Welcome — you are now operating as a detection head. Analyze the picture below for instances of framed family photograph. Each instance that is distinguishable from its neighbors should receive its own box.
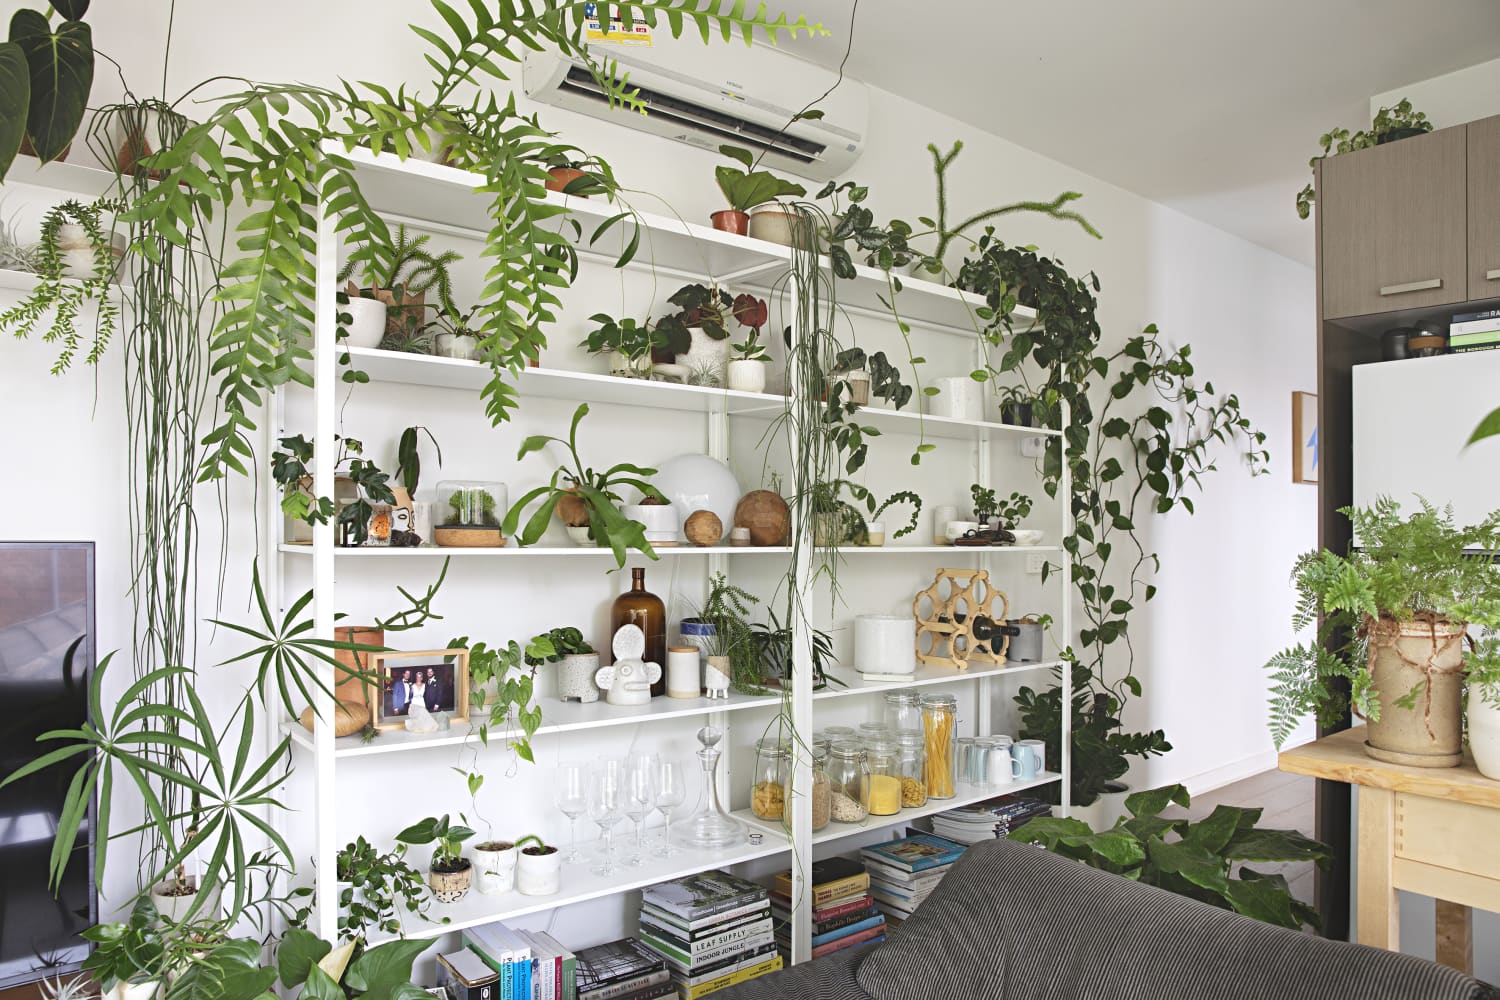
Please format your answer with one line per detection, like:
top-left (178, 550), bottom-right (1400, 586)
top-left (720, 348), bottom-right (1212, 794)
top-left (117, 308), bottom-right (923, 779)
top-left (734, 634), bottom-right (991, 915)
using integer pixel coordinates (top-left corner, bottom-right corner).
top-left (371, 649), bottom-right (469, 730)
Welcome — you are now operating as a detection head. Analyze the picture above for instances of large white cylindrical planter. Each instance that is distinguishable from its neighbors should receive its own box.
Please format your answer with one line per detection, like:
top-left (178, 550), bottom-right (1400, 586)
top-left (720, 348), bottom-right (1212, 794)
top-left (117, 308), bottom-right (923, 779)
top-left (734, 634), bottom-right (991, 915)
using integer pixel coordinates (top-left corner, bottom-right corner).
top-left (927, 376), bottom-right (983, 421)
top-left (342, 297), bottom-right (388, 349)
top-left (855, 615), bottom-right (916, 676)
top-left (1469, 697), bottom-right (1500, 780)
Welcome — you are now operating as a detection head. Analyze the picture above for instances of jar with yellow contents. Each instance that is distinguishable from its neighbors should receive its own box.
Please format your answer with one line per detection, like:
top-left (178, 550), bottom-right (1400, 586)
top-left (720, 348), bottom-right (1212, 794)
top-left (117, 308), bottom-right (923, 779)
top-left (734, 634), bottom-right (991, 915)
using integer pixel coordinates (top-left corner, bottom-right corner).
top-left (865, 738), bottom-right (902, 816)
top-left (751, 738), bottom-right (789, 821)
top-left (920, 693), bottom-right (957, 799)
top-left (895, 731), bottom-right (928, 808)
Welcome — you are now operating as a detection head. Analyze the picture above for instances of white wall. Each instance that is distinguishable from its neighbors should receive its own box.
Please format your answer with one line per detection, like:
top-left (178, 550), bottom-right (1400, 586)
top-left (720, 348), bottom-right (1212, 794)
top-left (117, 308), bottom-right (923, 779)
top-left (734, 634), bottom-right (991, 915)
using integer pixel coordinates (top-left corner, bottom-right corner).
top-left (0, 0), bottom-right (1317, 962)
top-left (1372, 56), bottom-right (1500, 128)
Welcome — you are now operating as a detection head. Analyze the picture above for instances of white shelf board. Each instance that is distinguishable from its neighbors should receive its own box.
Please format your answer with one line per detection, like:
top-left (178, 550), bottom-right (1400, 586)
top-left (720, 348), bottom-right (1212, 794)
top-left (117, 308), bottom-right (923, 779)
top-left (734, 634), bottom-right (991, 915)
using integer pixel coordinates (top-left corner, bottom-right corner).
top-left (814, 658), bottom-right (1064, 702)
top-left (832, 545), bottom-right (1062, 556)
top-left (731, 772), bottom-right (1062, 847)
top-left (284, 689), bottom-right (783, 758)
top-left (2, 156), bottom-right (118, 198)
top-left (0, 267), bottom-right (121, 296)
top-left (854, 404), bottom-right (1061, 440)
top-left (278, 543), bottom-right (791, 558)
top-left (330, 144), bottom-right (789, 280)
top-left (361, 826), bottom-right (791, 945)
top-left (831, 263), bottom-right (1043, 338)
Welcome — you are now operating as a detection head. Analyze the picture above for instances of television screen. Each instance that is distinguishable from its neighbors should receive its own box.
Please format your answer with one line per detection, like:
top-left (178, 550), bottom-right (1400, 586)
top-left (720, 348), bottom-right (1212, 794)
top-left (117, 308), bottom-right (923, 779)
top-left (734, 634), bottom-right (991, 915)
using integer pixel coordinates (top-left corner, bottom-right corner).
top-left (0, 542), bottom-right (96, 987)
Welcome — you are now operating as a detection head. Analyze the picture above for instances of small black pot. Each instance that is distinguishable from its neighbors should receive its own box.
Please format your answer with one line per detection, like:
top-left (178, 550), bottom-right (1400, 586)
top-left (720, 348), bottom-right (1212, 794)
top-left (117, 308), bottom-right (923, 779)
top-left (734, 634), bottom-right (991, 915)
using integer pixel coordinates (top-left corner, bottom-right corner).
top-left (1381, 327), bottom-right (1412, 361)
top-left (1001, 402), bottom-right (1035, 427)
top-left (1377, 127), bottom-right (1427, 145)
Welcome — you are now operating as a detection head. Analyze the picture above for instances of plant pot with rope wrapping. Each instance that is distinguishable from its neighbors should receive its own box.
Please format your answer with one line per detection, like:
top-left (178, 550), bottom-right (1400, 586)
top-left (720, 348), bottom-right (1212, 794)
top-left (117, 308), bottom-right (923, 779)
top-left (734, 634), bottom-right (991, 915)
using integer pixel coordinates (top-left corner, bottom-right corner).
top-left (1361, 614), bottom-right (1466, 766)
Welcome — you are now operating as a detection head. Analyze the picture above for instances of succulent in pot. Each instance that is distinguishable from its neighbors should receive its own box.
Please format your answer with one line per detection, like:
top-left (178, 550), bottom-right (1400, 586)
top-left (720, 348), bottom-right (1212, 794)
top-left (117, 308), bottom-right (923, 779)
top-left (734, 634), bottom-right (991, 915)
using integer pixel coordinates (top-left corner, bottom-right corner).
top-left (514, 835), bottom-right (562, 896)
top-left (726, 302), bottom-right (771, 394)
top-left (711, 143), bottom-right (805, 235)
top-left (528, 626), bottom-right (598, 704)
top-left (395, 813), bottom-right (475, 902)
top-left (1264, 498), bottom-right (1500, 767)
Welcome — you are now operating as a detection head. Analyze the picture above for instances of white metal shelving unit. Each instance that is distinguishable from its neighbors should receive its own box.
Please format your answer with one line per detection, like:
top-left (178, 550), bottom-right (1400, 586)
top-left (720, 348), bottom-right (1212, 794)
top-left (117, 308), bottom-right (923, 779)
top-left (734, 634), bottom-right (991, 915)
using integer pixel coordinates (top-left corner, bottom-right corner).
top-left (275, 145), bottom-right (1072, 966)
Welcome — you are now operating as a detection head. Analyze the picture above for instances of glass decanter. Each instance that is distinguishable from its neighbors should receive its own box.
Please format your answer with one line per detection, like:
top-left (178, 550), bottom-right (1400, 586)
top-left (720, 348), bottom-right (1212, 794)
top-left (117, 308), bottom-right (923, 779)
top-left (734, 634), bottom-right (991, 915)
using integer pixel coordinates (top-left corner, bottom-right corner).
top-left (672, 725), bottom-right (745, 848)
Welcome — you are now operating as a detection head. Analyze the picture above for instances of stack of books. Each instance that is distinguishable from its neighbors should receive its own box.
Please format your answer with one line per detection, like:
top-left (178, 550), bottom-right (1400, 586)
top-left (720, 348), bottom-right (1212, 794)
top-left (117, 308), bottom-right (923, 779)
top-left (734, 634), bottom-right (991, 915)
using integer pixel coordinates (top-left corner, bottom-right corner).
top-left (639, 870), bottom-right (782, 999)
top-left (859, 833), bottom-right (967, 928)
top-left (574, 938), bottom-right (674, 1000)
top-left (1451, 308), bottom-right (1500, 354)
top-left (930, 794), bottom-right (1053, 844)
top-left (464, 923), bottom-right (579, 1000)
top-left (769, 856), bottom-right (885, 960)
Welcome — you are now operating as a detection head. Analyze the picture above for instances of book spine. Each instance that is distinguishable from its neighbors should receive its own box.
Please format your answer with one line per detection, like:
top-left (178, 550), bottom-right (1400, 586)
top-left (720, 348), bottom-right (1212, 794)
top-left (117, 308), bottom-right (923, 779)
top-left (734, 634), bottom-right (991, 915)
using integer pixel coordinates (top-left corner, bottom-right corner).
top-left (811, 914), bottom-right (885, 948)
top-left (811, 927), bottom-right (886, 960)
top-left (579, 969), bottom-right (670, 1000)
top-left (644, 892), bottom-right (768, 923)
top-left (643, 900), bottom-right (770, 935)
top-left (770, 892), bottom-right (872, 924)
top-left (681, 955), bottom-right (783, 1000)
top-left (628, 983), bottom-right (676, 1000)
top-left (642, 917), bottom-right (773, 957)
top-left (1449, 319), bottom-right (1500, 337)
top-left (561, 955), bottom-right (576, 1000)
top-left (811, 877), bottom-right (869, 906)
top-left (1453, 343), bottom-right (1500, 353)
top-left (640, 908), bottom-right (767, 944)
top-left (678, 944), bottom-right (778, 987)
top-left (1452, 308), bottom-right (1500, 323)
top-left (1450, 331), bottom-right (1500, 347)
top-left (644, 930), bottom-right (775, 971)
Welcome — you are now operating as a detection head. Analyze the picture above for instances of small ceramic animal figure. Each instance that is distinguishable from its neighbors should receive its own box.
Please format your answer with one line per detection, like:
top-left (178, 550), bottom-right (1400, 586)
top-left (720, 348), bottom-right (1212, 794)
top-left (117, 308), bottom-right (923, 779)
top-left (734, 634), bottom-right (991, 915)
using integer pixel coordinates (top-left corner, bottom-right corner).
top-left (594, 624), bottom-right (662, 706)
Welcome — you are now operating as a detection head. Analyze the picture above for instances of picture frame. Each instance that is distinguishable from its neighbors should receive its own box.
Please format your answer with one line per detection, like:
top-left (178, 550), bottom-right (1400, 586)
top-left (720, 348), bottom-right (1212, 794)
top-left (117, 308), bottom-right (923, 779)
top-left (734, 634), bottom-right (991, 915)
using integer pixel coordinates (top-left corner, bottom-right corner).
top-left (1292, 391), bottom-right (1318, 485)
top-left (371, 649), bottom-right (469, 730)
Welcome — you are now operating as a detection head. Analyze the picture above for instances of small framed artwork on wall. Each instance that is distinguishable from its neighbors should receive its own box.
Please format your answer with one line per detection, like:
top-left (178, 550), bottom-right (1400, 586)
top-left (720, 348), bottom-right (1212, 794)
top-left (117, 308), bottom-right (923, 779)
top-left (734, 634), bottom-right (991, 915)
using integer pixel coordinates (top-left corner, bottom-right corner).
top-left (371, 649), bottom-right (469, 730)
top-left (1292, 391), bottom-right (1318, 485)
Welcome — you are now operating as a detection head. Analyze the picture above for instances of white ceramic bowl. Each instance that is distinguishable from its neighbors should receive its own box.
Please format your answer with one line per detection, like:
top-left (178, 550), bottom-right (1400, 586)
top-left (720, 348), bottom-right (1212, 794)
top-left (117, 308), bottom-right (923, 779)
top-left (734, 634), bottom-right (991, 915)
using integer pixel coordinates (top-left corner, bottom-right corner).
top-left (1010, 529), bottom-right (1045, 546)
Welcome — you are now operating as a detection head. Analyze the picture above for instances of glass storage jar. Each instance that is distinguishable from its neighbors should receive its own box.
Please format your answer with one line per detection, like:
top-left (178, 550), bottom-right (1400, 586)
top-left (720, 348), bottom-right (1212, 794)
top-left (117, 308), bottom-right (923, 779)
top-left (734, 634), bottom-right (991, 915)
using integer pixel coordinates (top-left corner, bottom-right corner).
top-left (434, 480), bottom-right (508, 547)
top-left (865, 738), bottom-right (902, 816)
top-left (895, 731), bottom-right (927, 808)
top-left (920, 693), bottom-right (957, 799)
top-left (823, 725), bottom-right (856, 743)
top-left (954, 737), bottom-right (977, 788)
top-left (858, 721), bottom-right (893, 748)
top-left (811, 747), bottom-right (832, 832)
top-left (827, 740), bottom-right (869, 823)
top-left (751, 738), bottom-right (789, 821)
top-left (883, 691), bottom-right (923, 733)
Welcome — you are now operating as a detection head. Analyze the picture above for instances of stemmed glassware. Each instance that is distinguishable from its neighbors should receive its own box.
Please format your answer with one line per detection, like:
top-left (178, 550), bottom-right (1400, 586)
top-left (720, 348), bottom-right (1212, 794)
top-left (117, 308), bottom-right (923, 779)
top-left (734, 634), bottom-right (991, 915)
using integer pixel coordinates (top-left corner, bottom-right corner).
top-left (555, 763), bottom-right (588, 864)
top-left (587, 760), bottom-right (625, 877)
top-left (622, 753), bottom-right (657, 867)
top-left (652, 759), bottom-right (686, 857)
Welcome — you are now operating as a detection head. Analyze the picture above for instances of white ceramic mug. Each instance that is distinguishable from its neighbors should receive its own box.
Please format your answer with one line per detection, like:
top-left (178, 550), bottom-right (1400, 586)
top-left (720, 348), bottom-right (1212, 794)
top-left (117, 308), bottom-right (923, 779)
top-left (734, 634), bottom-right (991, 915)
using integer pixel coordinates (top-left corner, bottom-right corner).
top-left (932, 505), bottom-right (957, 545)
top-left (1017, 738), bottom-right (1046, 773)
top-left (988, 736), bottom-right (1015, 784)
top-left (1010, 742), bottom-right (1041, 781)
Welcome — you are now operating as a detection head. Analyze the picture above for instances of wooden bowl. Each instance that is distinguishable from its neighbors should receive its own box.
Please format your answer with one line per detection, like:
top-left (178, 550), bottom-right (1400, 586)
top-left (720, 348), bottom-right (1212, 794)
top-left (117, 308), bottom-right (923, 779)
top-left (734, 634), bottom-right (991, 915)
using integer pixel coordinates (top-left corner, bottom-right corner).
top-left (435, 526), bottom-right (505, 547)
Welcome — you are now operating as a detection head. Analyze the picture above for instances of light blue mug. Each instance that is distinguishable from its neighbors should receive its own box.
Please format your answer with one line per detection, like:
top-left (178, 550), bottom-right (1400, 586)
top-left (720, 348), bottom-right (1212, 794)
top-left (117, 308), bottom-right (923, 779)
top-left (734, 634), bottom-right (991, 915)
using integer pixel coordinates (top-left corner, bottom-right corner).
top-left (1010, 742), bottom-right (1041, 781)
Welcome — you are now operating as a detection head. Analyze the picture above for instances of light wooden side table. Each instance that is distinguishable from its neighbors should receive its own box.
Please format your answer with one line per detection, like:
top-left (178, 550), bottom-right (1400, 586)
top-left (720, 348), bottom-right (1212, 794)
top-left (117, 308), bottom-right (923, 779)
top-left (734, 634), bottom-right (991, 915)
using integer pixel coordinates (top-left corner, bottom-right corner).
top-left (1279, 725), bottom-right (1500, 974)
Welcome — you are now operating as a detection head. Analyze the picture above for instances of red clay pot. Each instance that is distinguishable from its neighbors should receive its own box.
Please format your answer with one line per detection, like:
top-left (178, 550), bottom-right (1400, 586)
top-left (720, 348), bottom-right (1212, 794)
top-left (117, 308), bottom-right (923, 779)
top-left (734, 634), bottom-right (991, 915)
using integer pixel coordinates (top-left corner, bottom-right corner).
top-left (711, 210), bottom-right (750, 235)
top-left (545, 167), bottom-right (590, 197)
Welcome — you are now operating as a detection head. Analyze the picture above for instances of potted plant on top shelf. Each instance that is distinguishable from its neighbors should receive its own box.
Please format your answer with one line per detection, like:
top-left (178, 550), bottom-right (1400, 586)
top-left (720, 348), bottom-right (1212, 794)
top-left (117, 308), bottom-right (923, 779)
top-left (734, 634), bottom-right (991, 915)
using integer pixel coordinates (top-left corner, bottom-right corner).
top-left (1295, 98), bottom-right (1431, 220)
top-left (501, 403), bottom-right (665, 566)
top-left (581, 312), bottom-right (683, 380)
top-left (654, 284), bottom-right (767, 388)
top-left (1264, 497), bottom-right (1500, 768)
top-left (539, 149), bottom-right (612, 198)
top-left (711, 144), bottom-right (806, 237)
top-left (337, 224), bottom-right (460, 348)
top-left (395, 813), bottom-right (475, 903)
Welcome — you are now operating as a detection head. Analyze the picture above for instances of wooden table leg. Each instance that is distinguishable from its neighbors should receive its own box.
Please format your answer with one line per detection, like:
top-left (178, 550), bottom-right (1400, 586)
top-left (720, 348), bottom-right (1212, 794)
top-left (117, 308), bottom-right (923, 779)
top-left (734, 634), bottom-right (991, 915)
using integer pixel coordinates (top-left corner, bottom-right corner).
top-left (1357, 787), bottom-right (1399, 950)
top-left (1435, 900), bottom-right (1473, 974)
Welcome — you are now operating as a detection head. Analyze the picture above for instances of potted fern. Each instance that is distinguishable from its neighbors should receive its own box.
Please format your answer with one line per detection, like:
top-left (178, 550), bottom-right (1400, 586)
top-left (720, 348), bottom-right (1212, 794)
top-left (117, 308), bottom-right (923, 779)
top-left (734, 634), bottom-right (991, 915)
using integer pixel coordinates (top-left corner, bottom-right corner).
top-left (338, 224), bottom-right (460, 347)
top-left (1264, 498), bottom-right (1500, 767)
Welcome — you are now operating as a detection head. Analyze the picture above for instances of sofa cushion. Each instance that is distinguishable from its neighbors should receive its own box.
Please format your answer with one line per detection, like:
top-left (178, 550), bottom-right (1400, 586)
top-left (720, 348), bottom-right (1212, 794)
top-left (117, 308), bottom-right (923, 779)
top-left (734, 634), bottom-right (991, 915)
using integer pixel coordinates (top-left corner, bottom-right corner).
top-left (856, 838), bottom-right (1494, 1000)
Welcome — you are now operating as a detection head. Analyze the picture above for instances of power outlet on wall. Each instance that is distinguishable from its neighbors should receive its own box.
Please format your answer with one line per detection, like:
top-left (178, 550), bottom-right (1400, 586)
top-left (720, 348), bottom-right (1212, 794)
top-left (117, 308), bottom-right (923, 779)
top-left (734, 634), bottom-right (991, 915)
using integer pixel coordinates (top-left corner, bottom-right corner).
top-left (1020, 435), bottom-right (1045, 458)
top-left (1026, 552), bottom-right (1047, 574)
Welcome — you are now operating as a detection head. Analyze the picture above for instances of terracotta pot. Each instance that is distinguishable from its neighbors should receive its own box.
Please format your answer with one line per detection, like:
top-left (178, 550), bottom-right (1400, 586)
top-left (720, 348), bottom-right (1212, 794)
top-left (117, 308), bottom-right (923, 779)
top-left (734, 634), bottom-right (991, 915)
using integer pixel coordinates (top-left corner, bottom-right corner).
top-left (1364, 615), bottom-right (1465, 767)
top-left (710, 210), bottom-right (750, 235)
top-left (555, 487), bottom-right (590, 527)
top-left (429, 860), bottom-right (473, 903)
top-left (545, 166), bottom-right (591, 197)
top-left (335, 625), bottom-right (384, 707)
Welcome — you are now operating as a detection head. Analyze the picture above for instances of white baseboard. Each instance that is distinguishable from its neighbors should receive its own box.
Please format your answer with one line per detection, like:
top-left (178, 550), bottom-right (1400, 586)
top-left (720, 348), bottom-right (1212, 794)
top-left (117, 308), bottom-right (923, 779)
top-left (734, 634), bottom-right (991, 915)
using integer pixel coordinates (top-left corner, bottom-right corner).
top-left (1180, 749), bottom-right (1281, 796)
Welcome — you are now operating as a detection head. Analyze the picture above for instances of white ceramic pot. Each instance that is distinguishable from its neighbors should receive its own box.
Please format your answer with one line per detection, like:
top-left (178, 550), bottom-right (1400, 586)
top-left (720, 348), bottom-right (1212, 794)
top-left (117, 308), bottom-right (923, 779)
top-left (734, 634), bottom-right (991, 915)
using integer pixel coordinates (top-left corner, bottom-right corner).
top-left (727, 359), bottom-right (768, 394)
top-left (862, 520), bottom-right (886, 546)
top-left (679, 330), bottom-right (728, 385)
top-left (623, 503), bottom-right (680, 547)
top-left (1095, 781), bottom-right (1132, 830)
top-left (565, 525), bottom-right (596, 547)
top-left (342, 297), bottom-right (388, 349)
top-left (516, 847), bottom-right (561, 896)
top-left (112, 981), bottom-right (164, 1000)
top-left (151, 877), bottom-right (221, 923)
top-left (557, 652), bottom-right (601, 703)
top-left (473, 843), bottom-right (518, 895)
top-left (1010, 529), bottom-right (1045, 546)
top-left (854, 615), bottom-right (916, 675)
top-left (747, 205), bottom-right (807, 246)
top-left (1469, 695), bottom-right (1500, 780)
top-left (928, 376), bottom-right (983, 421)
top-left (434, 331), bottom-right (478, 360)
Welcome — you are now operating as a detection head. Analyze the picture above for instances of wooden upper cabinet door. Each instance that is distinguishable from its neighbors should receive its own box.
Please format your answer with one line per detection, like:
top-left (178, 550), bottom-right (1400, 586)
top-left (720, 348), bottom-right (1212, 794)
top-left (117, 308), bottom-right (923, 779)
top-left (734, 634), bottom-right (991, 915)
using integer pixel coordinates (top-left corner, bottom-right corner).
top-left (1319, 125), bottom-right (1468, 320)
top-left (1469, 115), bottom-right (1500, 301)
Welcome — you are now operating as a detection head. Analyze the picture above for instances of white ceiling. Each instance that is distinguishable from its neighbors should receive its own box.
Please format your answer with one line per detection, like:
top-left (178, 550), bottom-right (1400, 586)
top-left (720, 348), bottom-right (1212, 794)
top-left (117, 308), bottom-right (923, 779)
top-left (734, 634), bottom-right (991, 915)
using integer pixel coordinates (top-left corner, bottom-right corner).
top-left (782, 0), bottom-right (1500, 265)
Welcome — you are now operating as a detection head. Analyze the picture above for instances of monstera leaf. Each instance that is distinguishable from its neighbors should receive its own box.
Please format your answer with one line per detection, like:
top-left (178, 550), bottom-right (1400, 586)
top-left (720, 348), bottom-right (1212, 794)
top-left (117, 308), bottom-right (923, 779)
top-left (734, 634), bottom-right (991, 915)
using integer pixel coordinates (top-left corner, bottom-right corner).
top-left (8, 7), bottom-right (94, 166)
top-left (162, 939), bottom-right (277, 1000)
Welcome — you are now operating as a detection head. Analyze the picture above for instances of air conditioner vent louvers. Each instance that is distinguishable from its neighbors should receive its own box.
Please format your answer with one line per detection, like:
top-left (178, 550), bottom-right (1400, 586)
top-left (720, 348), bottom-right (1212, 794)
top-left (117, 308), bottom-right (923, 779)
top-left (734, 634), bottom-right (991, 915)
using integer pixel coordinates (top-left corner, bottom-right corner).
top-left (561, 66), bottom-right (823, 165)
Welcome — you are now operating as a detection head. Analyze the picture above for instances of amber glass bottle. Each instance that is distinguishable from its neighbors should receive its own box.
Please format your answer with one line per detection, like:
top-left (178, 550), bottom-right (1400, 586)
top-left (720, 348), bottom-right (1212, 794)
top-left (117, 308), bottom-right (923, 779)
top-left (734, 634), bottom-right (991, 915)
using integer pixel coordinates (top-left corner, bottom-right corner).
top-left (611, 567), bottom-right (666, 697)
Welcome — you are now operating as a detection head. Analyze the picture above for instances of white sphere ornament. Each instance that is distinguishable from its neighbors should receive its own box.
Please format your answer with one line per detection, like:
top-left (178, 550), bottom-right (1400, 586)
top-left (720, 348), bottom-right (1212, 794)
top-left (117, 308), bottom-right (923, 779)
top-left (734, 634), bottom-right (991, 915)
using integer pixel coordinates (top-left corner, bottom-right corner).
top-left (650, 454), bottom-right (742, 545)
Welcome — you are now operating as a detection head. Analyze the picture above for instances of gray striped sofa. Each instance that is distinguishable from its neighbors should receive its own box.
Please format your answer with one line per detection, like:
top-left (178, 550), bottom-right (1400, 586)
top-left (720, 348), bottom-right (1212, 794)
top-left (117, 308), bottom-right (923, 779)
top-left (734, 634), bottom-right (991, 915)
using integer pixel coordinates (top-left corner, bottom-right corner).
top-left (720, 839), bottom-right (1496, 1000)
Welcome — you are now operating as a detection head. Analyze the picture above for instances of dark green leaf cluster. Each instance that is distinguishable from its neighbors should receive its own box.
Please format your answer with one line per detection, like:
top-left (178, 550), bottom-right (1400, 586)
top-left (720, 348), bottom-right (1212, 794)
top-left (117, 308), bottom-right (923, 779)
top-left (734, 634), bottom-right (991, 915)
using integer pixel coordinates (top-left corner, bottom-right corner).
top-left (1012, 782), bottom-right (1331, 931)
top-left (333, 836), bottom-right (430, 940)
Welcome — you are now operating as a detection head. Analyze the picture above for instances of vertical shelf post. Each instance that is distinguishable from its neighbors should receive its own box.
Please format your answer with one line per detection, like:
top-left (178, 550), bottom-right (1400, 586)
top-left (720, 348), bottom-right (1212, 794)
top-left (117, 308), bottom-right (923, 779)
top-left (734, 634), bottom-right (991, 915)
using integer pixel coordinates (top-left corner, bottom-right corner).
top-left (786, 268), bottom-right (814, 966)
top-left (1058, 399), bottom-right (1073, 816)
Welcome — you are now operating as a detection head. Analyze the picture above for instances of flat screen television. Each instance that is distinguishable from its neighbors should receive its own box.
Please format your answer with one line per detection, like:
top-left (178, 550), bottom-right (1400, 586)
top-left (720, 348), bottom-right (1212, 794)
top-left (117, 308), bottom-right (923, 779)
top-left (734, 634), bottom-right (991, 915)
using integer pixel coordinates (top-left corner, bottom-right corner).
top-left (0, 542), bottom-right (96, 987)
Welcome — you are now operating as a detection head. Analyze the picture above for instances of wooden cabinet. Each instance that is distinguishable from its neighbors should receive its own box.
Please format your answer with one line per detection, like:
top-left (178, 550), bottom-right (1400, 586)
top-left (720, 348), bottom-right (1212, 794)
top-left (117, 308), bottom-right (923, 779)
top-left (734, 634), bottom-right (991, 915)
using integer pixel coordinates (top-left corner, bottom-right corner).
top-left (1319, 126), bottom-right (1468, 319)
top-left (1469, 114), bottom-right (1500, 301)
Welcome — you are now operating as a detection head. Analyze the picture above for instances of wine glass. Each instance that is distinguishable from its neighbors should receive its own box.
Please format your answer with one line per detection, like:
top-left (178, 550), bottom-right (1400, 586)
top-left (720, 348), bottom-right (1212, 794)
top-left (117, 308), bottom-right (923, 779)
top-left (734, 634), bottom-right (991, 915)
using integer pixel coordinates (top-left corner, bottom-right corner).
top-left (622, 754), bottom-right (657, 867)
top-left (554, 763), bottom-right (588, 863)
top-left (652, 759), bottom-right (686, 857)
top-left (587, 762), bottom-right (625, 877)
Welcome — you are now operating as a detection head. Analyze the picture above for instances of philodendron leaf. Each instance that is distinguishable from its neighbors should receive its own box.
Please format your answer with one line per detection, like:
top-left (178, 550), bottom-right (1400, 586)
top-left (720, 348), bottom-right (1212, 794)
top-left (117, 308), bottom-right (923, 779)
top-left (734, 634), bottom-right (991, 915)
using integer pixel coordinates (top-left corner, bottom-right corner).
top-left (0, 43), bottom-right (29, 180)
top-left (1221, 871), bottom-right (1300, 929)
top-left (1123, 783), bottom-right (1190, 819)
top-left (10, 9), bottom-right (94, 163)
top-left (343, 938), bottom-right (433, 1000)
top-left (50, 0), bottom-right (90, 19)
top-left (1146, 837), bottom-right (1232, 899)
top-left (277, 927), bottom-right (331, 988)
top-left (1223, 827), bottom-right (1334, 866)
top-left (162, 939), bottom-right (278, 1000)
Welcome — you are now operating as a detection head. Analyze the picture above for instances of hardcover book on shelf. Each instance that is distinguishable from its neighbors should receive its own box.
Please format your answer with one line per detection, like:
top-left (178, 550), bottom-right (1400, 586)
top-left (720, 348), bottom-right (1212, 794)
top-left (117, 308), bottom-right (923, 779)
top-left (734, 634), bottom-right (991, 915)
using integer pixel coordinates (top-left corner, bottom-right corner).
top-left (771, 856), bottom-right (869, 905)
top-left (675, 943), bottom-right (779, 987)
top-left (534, 932), bottom-right (578, 1000)
top-left (861, 858), bottom-right (949, 887)
top-left (768, 891), bottom-right (872, 924)
top-left (641, 871), bottom-right (768, 922)
top-left (771, 901), bottom-right (877, 940)
top-left (640, 898), bottom-right (770, 936)
top-left (575, 938), bottom-right (668, 999)
top-left (859, 833), bottom-right (966, 873)
top-left (639, 907), bottom-right (770, 945)
top-left (679, 953), bottom-right (783, 1000)
top-left (810, 913), bottom-right (885, 948)
top-left (639, 919), bottom-right (774, 968)
top-left (810, 924), bottom-right (886, 960)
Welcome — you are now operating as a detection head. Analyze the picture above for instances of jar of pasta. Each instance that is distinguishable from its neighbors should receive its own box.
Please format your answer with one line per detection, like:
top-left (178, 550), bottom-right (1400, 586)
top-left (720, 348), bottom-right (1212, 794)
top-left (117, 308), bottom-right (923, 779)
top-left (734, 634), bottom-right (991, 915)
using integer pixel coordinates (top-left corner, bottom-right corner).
top-left (895, 731), bottom-right (928, 808)
top-left (751, 738), bottom-right (789, 821)
top-left (920, 693), bottom-right (957, 799)
top-left (865, 738), bottom-right (902, 816)
top-left (827, 740), bottom-right (869, 823)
